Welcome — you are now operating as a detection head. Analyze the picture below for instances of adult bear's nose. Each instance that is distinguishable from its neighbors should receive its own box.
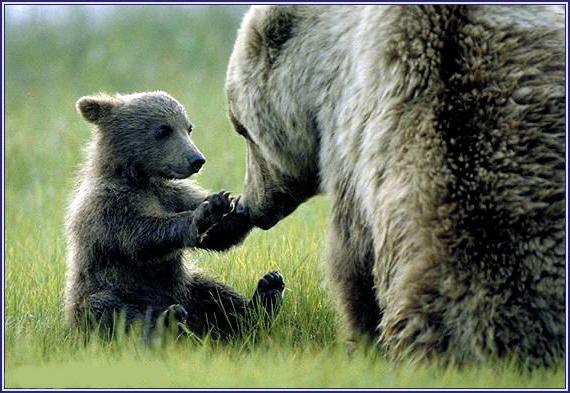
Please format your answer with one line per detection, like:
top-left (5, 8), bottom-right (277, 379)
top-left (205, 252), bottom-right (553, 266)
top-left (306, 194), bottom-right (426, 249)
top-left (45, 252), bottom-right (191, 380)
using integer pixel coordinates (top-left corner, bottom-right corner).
top-left (189, 155), bottom-right (206, 172)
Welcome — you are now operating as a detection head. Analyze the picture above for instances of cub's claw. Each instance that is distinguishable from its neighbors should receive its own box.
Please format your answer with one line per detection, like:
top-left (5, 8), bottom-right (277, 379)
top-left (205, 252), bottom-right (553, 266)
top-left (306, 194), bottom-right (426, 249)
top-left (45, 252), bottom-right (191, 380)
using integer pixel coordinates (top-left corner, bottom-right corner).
top-left (205, 190), bottom-right (232, 215)
top-left (194, 191), bottom-right (234, 235)
top-left (161, 304), bottom-right (188, 326)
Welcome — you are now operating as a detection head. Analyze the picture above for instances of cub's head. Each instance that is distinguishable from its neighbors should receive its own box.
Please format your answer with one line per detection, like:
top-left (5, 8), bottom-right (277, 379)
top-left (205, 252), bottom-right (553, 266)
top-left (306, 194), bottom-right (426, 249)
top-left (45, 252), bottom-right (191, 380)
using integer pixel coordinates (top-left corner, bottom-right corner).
top-left (226, 6), bottom-right (321, 230)
top-left (76, 91), bottom-right (205, 180)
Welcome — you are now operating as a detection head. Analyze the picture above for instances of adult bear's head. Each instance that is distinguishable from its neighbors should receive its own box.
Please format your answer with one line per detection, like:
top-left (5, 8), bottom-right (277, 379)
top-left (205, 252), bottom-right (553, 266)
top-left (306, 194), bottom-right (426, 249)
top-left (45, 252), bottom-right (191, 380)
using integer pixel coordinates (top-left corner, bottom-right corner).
top-left (226, 6), bottom-right (324, 230)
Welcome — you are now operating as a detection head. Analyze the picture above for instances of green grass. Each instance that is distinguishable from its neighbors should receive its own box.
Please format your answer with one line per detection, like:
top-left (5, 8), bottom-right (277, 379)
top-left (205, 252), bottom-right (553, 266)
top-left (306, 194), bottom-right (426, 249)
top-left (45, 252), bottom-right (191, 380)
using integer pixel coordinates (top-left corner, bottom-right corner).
top-left (4, 5), bottom-right (565, 388)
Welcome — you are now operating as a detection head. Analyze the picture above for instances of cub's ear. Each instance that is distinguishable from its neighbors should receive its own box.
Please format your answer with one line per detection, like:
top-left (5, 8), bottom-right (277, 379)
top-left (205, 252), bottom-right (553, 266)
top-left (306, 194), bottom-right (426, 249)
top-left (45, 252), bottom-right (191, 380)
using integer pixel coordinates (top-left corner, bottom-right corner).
top-left (76, 94), bottom-right (120, 124)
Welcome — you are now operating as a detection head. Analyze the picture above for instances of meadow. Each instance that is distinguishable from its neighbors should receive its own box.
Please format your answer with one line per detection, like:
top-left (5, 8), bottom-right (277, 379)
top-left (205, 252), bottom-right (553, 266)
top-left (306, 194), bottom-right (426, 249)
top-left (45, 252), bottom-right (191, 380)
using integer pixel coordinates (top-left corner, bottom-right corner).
top-left (3, 5), bottom-right (565, 388)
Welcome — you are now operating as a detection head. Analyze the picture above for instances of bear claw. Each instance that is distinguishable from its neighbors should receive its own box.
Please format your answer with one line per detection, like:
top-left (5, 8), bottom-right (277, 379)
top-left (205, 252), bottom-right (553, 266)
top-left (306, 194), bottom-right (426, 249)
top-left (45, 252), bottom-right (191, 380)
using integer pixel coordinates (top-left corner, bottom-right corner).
top-left (257, 271), bottom-right (285, 291)
top-left (162, 304), bottom-right (188, 325)
top-left (252, 271), bottom-right (285, 316)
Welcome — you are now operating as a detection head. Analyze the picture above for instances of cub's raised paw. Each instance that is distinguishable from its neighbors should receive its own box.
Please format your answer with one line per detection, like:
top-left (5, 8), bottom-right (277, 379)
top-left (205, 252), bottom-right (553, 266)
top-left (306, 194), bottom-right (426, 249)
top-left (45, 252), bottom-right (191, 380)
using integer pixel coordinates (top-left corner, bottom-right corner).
top-left (252, 271), bottom-right (285, 317)
top-left (194, 191), bottom-right (233, 234)
top-left (205, 190), bottom-right (232, 214)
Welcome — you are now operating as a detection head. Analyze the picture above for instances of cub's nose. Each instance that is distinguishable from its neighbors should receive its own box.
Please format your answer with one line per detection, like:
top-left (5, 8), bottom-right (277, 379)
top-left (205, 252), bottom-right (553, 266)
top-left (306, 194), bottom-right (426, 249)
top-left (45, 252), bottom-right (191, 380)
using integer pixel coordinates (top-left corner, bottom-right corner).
top-left (189, 155), bottom-right (206, 172)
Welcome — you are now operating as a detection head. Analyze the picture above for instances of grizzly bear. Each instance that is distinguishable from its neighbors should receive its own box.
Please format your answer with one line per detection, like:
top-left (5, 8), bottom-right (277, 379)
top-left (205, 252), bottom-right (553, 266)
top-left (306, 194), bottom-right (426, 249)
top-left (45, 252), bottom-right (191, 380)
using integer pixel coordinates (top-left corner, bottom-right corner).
top-left (64, 91), bottom-right (285, 339)
top-left (225, 5), bottom-right (565, 367)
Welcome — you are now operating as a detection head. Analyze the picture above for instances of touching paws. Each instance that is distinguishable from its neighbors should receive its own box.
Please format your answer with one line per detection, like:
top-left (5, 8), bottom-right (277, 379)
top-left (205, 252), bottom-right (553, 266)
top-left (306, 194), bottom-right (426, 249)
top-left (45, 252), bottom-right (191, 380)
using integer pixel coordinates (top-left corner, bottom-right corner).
top-left (251, 271), bottom-right (285, 317)
top-left (197, 194), bottom-right (254, 251)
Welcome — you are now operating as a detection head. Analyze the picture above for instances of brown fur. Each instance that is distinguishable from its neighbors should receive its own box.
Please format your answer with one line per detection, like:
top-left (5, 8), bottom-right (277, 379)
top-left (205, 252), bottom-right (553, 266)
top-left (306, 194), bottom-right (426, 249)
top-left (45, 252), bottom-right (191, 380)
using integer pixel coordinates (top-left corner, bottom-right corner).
top-left (65, 91), bottom-right (284, 339)
top-left (226, 5), bottom-right (565, 367)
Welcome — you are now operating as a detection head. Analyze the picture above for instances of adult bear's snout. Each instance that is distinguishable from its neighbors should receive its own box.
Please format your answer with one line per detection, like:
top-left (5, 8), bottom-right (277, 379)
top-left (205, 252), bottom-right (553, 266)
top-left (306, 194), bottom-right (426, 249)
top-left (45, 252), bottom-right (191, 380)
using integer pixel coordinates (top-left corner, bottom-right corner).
top-left (236, 197), bottom-right (280, 230)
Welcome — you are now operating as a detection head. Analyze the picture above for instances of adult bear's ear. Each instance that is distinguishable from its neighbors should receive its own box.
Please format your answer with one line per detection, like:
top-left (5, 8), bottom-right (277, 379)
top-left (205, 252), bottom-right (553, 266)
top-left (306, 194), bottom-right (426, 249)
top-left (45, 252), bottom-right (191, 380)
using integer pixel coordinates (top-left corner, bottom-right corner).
top-left (252, 6), bottom-right (297, 63)
top-left (261, 6), bottom-right (296, 51)
top-left (76, 94), bottom-right (120, 124)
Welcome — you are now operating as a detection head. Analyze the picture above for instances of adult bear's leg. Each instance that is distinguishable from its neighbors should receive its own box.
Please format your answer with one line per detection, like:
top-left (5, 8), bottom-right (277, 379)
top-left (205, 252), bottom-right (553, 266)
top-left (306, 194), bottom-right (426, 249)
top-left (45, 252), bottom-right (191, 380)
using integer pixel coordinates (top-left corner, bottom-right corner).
top-left (182, 271), bottom-right (285, 338)
top-left (325, 217), bottom-right (382, 342)
top-left (379, 250), bottom-right (565, 367)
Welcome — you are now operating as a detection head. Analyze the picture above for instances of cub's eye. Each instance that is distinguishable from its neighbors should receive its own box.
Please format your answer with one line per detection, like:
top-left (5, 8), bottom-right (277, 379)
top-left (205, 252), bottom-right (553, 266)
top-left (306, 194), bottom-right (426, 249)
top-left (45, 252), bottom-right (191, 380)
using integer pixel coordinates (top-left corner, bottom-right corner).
top-left (155, 125), bottom-right (173, 138)
top-left (187, 124), bottom-right (193, 134)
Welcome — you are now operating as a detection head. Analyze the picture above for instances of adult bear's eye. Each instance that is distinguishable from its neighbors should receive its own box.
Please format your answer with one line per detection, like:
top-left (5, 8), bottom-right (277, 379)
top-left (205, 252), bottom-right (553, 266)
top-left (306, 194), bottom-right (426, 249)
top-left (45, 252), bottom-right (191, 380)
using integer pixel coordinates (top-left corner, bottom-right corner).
top-left (229, 111), bottom-right (249, 139)
top-left (155, 125), bottom-right (173, 139)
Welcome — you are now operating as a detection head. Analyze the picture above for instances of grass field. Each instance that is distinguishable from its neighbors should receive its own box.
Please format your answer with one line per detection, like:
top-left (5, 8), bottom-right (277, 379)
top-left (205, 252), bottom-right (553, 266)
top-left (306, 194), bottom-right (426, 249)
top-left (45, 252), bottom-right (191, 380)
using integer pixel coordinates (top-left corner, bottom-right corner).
top-left (3, 5), bottom-right (565, 388)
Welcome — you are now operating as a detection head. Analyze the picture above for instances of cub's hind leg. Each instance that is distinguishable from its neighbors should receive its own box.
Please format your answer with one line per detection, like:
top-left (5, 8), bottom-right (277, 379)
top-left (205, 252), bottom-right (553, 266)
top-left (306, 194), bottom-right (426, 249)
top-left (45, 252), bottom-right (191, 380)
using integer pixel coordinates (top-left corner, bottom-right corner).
top-left (183, 271), bottom-right (285, 338)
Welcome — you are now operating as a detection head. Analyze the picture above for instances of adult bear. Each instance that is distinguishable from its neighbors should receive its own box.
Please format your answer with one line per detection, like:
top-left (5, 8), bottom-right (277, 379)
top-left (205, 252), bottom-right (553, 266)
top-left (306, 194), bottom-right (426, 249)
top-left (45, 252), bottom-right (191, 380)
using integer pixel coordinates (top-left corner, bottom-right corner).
top-left (225, 5), bottom-right (565, 367)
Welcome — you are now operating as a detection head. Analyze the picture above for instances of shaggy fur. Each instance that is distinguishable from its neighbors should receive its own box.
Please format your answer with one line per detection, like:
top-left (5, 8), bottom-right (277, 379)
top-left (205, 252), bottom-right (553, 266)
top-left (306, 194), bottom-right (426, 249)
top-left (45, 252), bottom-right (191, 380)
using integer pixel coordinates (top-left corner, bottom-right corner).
top-left (225, 5), bottom-right (565, 367)
top-left (65, 91), bottom-right (284, 338)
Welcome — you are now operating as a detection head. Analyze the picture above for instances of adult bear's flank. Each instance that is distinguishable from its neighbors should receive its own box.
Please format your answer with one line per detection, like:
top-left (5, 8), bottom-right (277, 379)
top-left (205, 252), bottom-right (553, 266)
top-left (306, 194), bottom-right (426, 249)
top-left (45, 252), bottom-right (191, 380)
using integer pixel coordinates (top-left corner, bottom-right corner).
top-left (65, 91), bottom-right (284, 339)
top-left (226, 5), bottom-right (565, 367)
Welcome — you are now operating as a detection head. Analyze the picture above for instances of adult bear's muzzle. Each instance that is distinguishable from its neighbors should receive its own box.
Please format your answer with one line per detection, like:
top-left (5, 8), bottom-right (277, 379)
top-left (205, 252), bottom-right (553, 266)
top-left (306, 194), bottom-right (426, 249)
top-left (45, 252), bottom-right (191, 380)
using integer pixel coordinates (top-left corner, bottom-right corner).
top-left (238, 190), bottom-right (305, 230)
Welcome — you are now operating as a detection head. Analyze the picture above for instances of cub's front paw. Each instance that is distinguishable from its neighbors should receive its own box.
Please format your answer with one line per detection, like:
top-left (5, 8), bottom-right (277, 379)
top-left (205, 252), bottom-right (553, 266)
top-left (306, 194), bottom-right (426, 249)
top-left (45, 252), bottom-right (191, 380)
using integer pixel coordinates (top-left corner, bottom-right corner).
top-left (193, 191), bottom-right (233, 234)
top-left (252, 271), bottom-right (285, 317)
top-left (197, 196), bottom-right (254, 251)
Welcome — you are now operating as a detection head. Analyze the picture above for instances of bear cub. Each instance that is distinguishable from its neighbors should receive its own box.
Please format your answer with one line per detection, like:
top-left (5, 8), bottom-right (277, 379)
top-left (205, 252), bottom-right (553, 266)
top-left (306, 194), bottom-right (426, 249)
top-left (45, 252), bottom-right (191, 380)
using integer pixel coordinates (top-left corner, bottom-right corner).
top-left (64, 91), bottom-right (284, 339)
